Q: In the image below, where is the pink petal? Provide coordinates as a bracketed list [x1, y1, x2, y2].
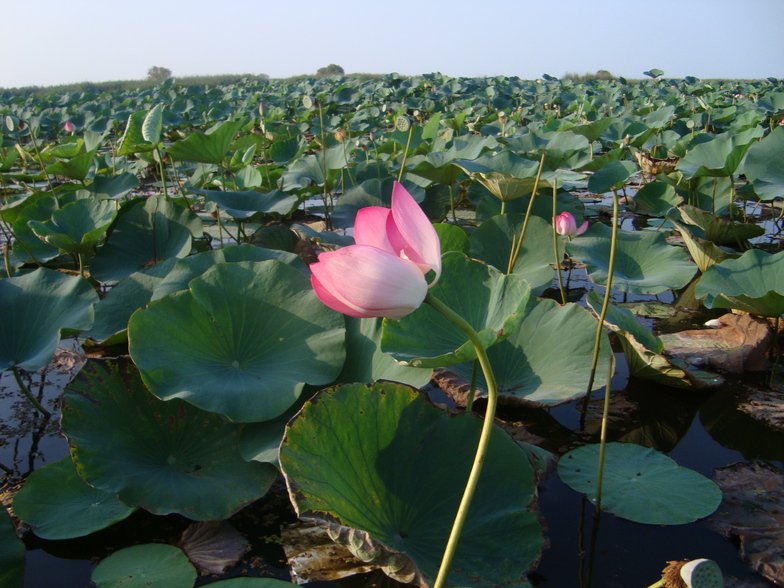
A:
[388, 182, 442, 282]
[310, 245, 427, 320]
[575, 221, 589, 235]
[354, 207, 395, 254]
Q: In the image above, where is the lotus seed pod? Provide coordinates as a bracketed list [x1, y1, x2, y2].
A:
[680, 559, 723, 588]
[395, 116, 411, 132]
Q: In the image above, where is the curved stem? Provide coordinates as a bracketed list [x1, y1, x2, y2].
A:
[425, 293, 498, 588]
[594, 354, 615, 515]
[397, 124, 414, 183]
[552, 180, 566, 304]
[11, 366, 51, 418]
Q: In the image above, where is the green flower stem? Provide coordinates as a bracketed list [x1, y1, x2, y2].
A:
[425, 292, 498, 588]
[594, 354, 615, 515]
[644, 579, 666, 588]
[552, 180, 567, 304]
[507, 151, 546, 273]
[585, 188, 620, 396]
[11, 366, 51, 418]
[397, 124, 414, 183]
[466, 359, 479, 412]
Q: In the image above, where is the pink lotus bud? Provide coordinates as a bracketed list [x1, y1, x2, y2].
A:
[63, 121, 76, 133]
[553, 211, 588, 237]
[311, 181, 441, 319]
[311, 245, 428, 319]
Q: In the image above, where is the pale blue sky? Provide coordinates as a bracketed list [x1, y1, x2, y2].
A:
[2, 0, 782, 88]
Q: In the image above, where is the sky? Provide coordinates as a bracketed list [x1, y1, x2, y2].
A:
[2, 0, 783, 88]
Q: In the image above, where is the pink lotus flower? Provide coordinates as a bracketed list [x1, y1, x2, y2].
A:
[553, 211, 588, 238]
[311, 182, 441, 319]
[63, 121, 76, 133]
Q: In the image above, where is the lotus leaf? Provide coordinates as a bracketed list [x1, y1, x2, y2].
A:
[28, 198, 116, 255]
[449, 297, 610, 404]
[12, 457, 134, 540]
[91, 544, 196, 588]
[62, 358, 277, 520]
[0, 508, 24, 588]
[381, 252, 530, 368]
[471, 213, 564, 296]
[90, 195, 202, 283]
[558, 442, 722, 524]
[129, 260, 345, 422]
[279, 381, 544, 587]
[695, 248, 784, 316]
[0, 268, 97, 372]
[566, 222, 696, 294]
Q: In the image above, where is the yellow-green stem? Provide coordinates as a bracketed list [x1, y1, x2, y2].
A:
[552, 180, 566, 304]
[11, 366, 51, 418]
[584, 189, 620, 397]
[594, 354, 615, 515]
[425, 293, 498, 588]
[397, 125, 414, 183]
[508, 151, 546, 271]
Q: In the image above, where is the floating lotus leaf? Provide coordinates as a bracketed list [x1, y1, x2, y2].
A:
[566, 222, 696, 294]
[62, 358, 277, 520]
[90, 195, 203, 283]
[279, 381, 544, 587]
[744, 126, 784, 200]
[0, 508, 24, 588]
[0, 268, 97, 371]
[129, 261, 345, 422]
[470, 213, 564, 296]
[448, 297, 610, 404]
[91, 544, 196, 588]
[381, 252, 531, 368]
[558, 442, 722, 524]
[28, 198, 117, 255]
[12, 456, 134, 540]
[695, 249, 784, 317]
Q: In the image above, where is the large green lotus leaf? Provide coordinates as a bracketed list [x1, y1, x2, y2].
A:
[450, 297, 609, 404]
[45, 149, 97, 182]
[471, 172, 543, 202]
[558, 442, 722, 524]
[62, 358, 277, 519]
[566, 222, 696, 294]
[630, 181, 682, 216]
[0, 508, 24, 588]
[281, 145, 347, 190]
[28, 198, 117, 255]
[585, 290, 696, 388]
[470, 214, 563, 296]
[670, 218, 740, 273]
[129, 261, 345, 422]
[189, 188, 300, 219]
[151, 244, 307, 300]
[744, 126, 784, 200]
[90, 195, 203, 283]
[0, 268, 97, 371]
[695, 249, 784, 317]
[474, 190, 584, 225]
[117, 110, 157, 156]
[337, 316, 432, 388]
[433, 222, 469, 255]
[506, 130, 591, 170]
[381, 252, 531, 368]
[83, 258, 178, 346]
[12, 456, 134, 540]
[676, 128, 763, 178]
[677, 204, 764, 245]
[89, 172, 139, 200]
[279, 382, 543, 587]
[166, 119, 246, 164]
[587, 160, 637, 194]
[10, 194, 61, 264]
[91, 544, 196, 588]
